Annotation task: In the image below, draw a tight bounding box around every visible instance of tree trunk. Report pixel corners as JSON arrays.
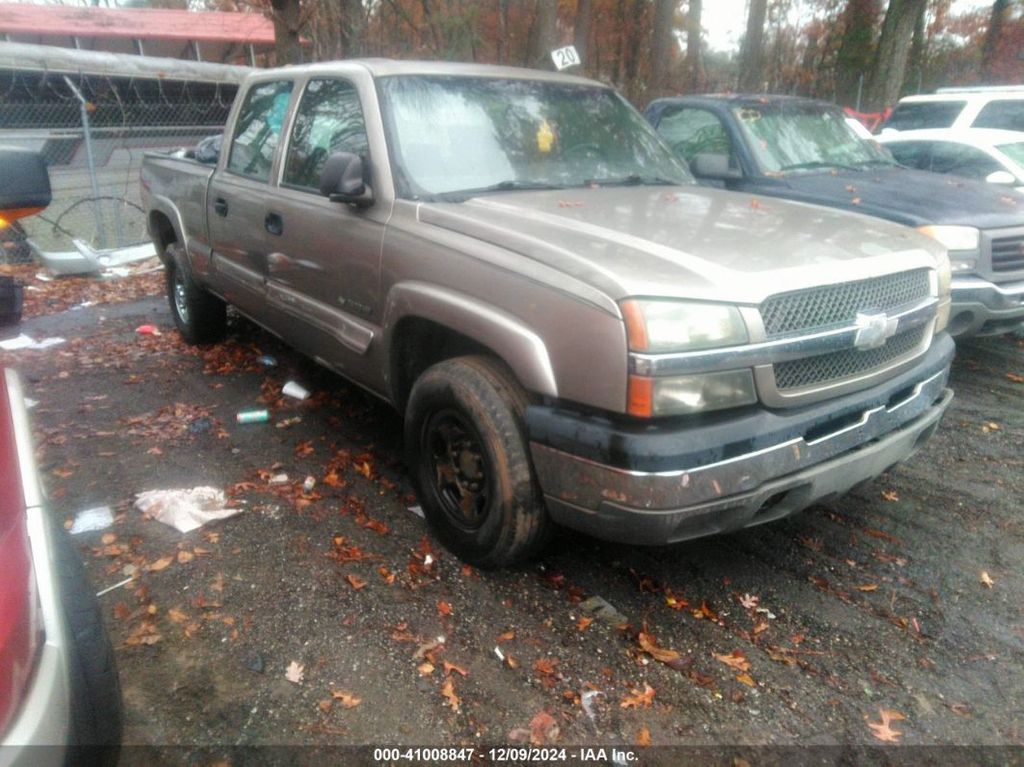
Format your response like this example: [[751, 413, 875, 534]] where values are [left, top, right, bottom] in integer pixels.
[[649, 0, 677, 97], [685, 0, 705, 93], [736, 0, 768, 92], [982, 0, 1010, 81], [906, 0, 927, 96], [574, 0, 592, 71], [270, 0, 303, 65], [862, 0, 927, 112], [529, 0, 559, 69], [497, 0, 510, 64], [834, 0, 881, 108], [338, 0, 365, 58]]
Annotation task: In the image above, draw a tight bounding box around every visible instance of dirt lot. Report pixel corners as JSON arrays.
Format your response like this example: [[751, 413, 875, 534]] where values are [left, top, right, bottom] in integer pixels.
[[2, 275, 1023, 763]]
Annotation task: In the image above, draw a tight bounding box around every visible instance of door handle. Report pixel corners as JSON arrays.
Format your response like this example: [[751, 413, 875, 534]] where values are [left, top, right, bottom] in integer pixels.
[[213, 197, 229, 217], [265, 212, 284, 236]]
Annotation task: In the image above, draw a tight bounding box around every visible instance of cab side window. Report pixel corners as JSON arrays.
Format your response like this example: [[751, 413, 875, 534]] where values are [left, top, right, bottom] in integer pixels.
[[284, 79, 370, 191], [973, 100, 1024, 132], [928, 141, 1002, 180], [226, 80, 294, 181], [655, 107, 734, 165]]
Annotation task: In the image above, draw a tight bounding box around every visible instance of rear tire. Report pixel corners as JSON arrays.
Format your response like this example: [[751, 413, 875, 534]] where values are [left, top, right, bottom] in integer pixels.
[[404, 356, 551, 568], [165, 243, 226, 345], [50, 516, 122, 766]]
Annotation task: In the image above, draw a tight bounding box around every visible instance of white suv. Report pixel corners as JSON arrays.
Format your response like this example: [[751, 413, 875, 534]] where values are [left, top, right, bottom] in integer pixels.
[[880, 87, 1024, 134]]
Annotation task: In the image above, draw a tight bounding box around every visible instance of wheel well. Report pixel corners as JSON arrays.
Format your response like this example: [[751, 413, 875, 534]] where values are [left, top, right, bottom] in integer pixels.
[[389, 318, 498, 412], [149, 211, 177, 261]]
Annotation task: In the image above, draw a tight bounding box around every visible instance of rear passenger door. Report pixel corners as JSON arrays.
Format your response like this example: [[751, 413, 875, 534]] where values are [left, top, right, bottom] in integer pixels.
[[265, 76, 387, 384], [208, 79, 294, 316]]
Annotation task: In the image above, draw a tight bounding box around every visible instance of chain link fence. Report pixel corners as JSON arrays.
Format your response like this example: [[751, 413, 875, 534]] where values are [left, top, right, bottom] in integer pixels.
[[0, 61, 240, 262]]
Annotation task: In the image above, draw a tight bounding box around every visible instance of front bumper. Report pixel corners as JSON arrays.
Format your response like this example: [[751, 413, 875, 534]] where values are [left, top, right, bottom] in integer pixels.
[[528, 334, 954, 545], [949, 275, 1024, 337]]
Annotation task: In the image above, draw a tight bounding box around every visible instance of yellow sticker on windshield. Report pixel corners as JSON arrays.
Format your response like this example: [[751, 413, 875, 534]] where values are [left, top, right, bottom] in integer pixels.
[[537, 120, 554, 153]]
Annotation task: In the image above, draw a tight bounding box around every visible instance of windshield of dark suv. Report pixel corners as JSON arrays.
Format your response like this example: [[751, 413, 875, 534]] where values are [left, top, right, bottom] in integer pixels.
[[733, 102, 897, 175], [378, 75, 692, 200]]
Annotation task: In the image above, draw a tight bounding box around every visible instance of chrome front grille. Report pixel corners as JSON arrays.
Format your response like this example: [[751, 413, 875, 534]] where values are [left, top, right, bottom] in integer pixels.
[[761, 269, 931, 338], [990, 235, 1024, 272], [773, 325, 928, 391]]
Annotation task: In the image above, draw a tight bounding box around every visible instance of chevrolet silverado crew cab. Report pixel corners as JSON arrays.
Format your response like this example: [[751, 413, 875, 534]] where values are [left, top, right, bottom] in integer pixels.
[[646, 94, 1024, 337], [142, 62, 955, 567]]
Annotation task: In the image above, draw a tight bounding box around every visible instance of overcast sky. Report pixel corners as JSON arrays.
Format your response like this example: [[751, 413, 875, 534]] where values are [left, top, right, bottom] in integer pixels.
[[701, 0, 992, 52]]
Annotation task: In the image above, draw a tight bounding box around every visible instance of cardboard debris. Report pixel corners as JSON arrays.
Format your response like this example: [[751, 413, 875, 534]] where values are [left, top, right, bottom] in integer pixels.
[[134, 487, 240, 533]]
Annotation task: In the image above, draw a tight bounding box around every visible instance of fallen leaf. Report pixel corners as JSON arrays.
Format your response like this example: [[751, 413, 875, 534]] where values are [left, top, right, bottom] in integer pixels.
[[637, 726, 651, 746], [714, 650, 751, 672], [441, 679, 460, 712], [735, 673, 756, 688], [981, 571, 995, 588], [638, 631, 680, 663], [620, 683, 656, 709], [417, 662, 435, 676], [528, 710, 559, 744], [1007, 372, 1024, 384], [345, 574, 367, 590], [331, 690, 362, 708], [857, 583, 880, 592], [867, 708, 906, 743], [377, 566, 395, 584], [437, 600, 453, 616], [881, 489, 899, 502], [177, 550, 194, 564], [738, 593, 759, 609], [534, 658, 560, 676], [168, 607, 188, 624], [443, 661, 468, 677], [318, 699, 332, 713], [101, 533, 117, 545], [148, 556, 173, 572], [576, 616, 593, 631], [285, 661, 304, 684], [497, 630, 515, 642]]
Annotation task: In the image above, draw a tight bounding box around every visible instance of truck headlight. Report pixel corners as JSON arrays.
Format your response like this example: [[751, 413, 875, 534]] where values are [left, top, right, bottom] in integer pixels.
[[621, 299, 748, 353], [917, 225, 979, 273], [628, 370, 757, 417]]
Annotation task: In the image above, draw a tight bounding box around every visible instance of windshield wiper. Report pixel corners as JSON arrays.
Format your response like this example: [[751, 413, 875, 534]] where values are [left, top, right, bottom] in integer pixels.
[[587, 174, 679, 187], [435, 180, 566, 201], [779, 160, 860, 173]]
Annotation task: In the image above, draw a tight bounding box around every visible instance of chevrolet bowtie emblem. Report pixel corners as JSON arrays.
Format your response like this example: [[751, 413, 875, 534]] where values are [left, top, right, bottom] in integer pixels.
[[854, 311, 899, 350]]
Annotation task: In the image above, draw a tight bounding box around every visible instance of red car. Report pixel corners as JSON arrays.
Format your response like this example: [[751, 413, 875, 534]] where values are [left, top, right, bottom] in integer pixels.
[[1, 147, 121, 764]]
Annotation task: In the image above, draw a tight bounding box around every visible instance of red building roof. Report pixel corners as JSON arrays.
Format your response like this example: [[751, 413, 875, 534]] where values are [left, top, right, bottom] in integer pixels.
[[0, 4, 276, 44]]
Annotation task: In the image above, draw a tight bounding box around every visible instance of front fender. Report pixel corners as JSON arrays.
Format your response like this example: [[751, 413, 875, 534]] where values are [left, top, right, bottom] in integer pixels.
[[384, 281, 558, 398]]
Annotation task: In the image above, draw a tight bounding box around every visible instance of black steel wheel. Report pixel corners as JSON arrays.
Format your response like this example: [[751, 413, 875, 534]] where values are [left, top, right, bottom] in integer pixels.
[[405, 356, 551, 568]]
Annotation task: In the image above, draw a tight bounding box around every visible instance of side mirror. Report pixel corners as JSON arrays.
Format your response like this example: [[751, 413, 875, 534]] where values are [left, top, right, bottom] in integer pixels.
[[319, 152, 373, 207], [0, 147, 52, 224], [985, 169, 1017, 186], [691, 153, 743, 181]]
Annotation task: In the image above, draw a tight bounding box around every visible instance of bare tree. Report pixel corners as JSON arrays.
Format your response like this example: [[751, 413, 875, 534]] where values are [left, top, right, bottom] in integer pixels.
[[685, 0, 705, 92], [649, 0, 678, 96], [737, 0, 768, 92], [982, 0, 1010, 81], [339, 0, 365, 57], [528, 0, 559, 68], [862, 0, 927, 111], [270, 0, 303, 65], [834, 0, 881, 108], [574, 0, 592, 71]]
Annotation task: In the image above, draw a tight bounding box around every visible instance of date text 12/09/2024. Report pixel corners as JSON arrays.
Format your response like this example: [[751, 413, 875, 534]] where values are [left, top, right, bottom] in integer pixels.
[[372, 747, 640, 763]]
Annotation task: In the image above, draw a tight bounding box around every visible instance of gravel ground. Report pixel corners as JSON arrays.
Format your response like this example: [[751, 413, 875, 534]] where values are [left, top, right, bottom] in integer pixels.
[[3, 292, 1022, 764]]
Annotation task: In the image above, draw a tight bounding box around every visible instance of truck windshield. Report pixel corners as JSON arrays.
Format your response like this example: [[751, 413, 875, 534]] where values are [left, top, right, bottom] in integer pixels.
[[378, 75, 692, 200], [733, 104, 897, 175]]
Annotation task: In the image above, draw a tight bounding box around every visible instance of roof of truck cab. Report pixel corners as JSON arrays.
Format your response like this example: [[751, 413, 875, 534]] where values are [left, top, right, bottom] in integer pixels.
[[648, 93, 838, 110], [245, 59, 604, 87]]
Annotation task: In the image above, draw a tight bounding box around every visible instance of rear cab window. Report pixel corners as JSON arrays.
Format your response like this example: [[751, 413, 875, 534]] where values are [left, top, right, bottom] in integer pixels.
[[883, 101, 965, 131], [226, 80, 295, 181]]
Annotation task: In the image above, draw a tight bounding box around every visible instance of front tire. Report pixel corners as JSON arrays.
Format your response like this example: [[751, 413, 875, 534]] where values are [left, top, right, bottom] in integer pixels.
[[404, 356, 551, 568], [165, 244, 226, 345]]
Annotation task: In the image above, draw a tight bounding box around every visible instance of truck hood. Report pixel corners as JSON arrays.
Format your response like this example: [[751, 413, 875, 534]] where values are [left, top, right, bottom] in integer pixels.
[[417, 185, 942, 307], [763, 165, 1024, 229]]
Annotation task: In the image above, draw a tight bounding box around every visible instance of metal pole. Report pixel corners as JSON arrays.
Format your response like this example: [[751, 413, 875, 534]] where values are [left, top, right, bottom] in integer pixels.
[[855, 74, 864, 112], [63, 75, 107, 249]]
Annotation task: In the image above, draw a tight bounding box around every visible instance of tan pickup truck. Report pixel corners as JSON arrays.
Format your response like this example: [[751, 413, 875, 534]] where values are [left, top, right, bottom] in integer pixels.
[[142, 61, 955, 567]]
